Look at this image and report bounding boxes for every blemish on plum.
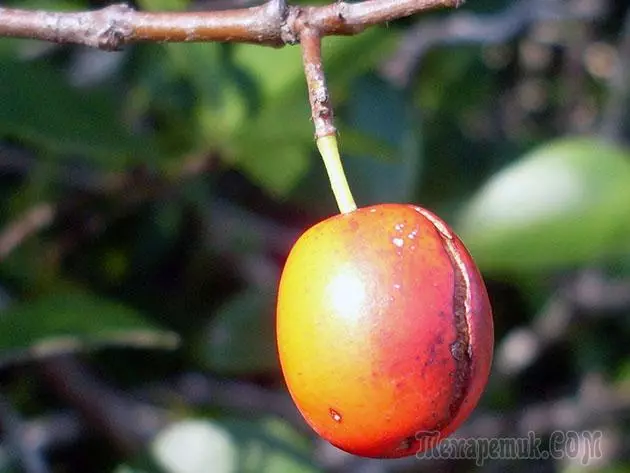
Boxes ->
[394,379,405,390]
[396,436,414,451]
[450,340,465,361]
[329,408,343,423]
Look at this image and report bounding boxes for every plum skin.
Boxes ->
[276,203,494,458]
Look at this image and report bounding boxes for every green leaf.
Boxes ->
[456,138,630,272]
[341,73,423,205]
[0,290,179,366]
[230,29,396,198]
[165,43,249,145]
[0,56,159,169]
[4,0,87,10]
[136,0,189,10]
[202,290,278,374]
[335,125,397,162]
[228,44,313,197]
[231,142,311,197]
[222,417,319,473]
[289,73,421,214]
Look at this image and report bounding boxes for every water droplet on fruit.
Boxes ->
[394,223,404,232]
[393,283,401,290]
[392,238,404,248]
[329,408,343,423]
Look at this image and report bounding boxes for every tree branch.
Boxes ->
[0,1,287,50]
[0,204,56,263]
[381,0,602,86]
[300,29,336,138]
[0,0,462,51]
[599,5,630,142]
[38,356,167,455]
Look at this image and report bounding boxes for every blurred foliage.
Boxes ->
[120,417,319,473]
[458,138,630,272]
[203,288,278,374]
[0,288,177,364]
[1,0,630,472]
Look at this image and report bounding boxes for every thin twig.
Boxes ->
[2,364,625,473]
[495,270,630,378]
[0,0,461,51]
[300,28,336,138]
[0,146,302,276]
[153,372,309,432]
[0,204,56,262]
[38,356,168,455]
[22,370,630,469]
[599,6,630,142]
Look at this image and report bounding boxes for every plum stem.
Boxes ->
[301,29,357,214]
[317,135,357,214]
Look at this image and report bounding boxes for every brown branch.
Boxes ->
[495,269,630,379]
[38,356,167,455]
[300,29,336,138]
[0,204,56,262]
[0,0,462,51]
[0,2,287,50]
[301,0,462,37]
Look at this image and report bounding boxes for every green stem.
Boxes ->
[317,135,357,214]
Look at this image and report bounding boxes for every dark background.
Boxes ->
[0,0,629,472]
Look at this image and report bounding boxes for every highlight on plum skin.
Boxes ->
[276,203,494,459]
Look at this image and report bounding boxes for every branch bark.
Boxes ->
[300,29,336,138]
[38,356,167,455]
[0,204,56,263]
[0,0,462,50]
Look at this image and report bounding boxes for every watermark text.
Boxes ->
[415,430,603,466]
